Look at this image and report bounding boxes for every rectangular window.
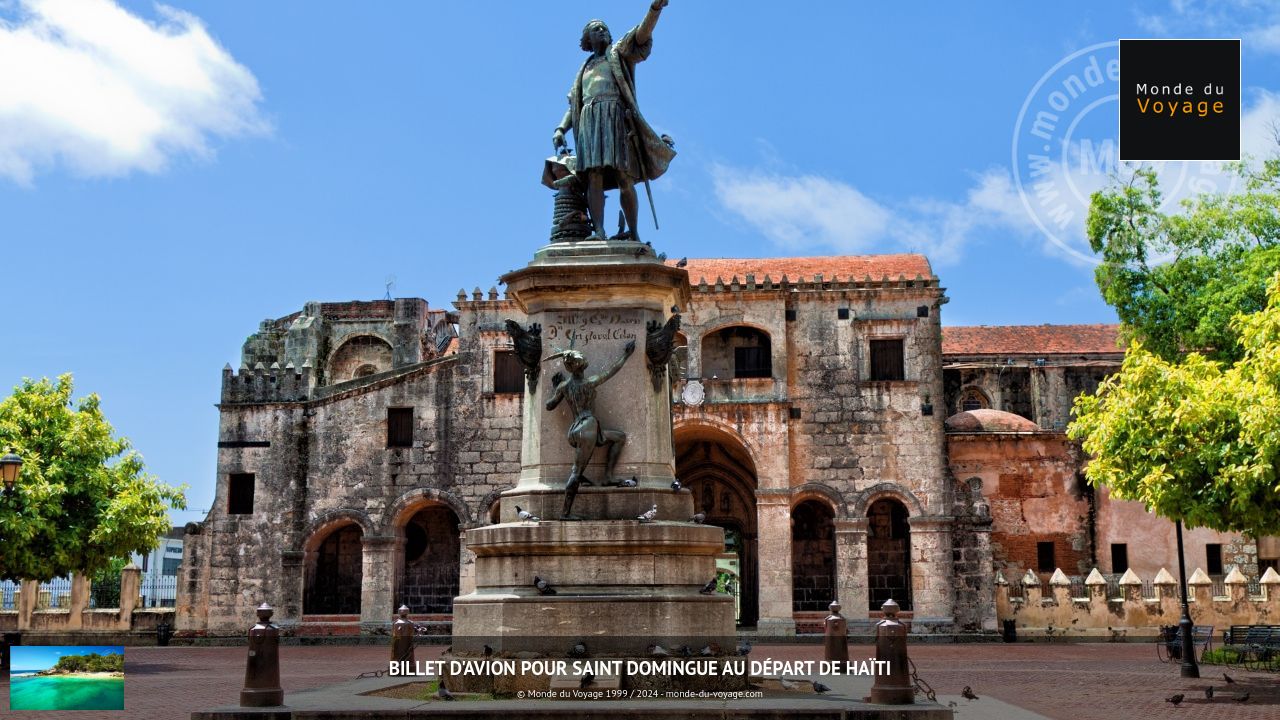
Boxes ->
[141,554,149,572]
[1037,541,1056,573]
[869,339,905,381]
[1260,559,1278,574]
[733,347,771,378]
[1206,544,1223,575]
[162,558,181,576]
[1110,543,1129,574]
[228,473,254,515]
[493,350,524,394]
[387,407,414,448]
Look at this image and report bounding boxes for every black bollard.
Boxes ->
[391,605,415,663]
[823,600,849,663]
[240,603,284,707]
[157,621,172,647]
[868,598,913,705]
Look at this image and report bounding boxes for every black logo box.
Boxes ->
[1119,39,1240,161]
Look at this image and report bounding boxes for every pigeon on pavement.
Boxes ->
[1234,692,1250,703]
[1166,693,1184,706]
[437,685,455,701]
[962,686,979,701]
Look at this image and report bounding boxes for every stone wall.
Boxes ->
[0,568,173,644]
[998,566,1280,639]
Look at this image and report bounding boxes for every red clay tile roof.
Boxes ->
[668,254,933,284]
[944,409,1042,433]
[943,324,1123,357]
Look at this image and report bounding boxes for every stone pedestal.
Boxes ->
[447,241,735,690]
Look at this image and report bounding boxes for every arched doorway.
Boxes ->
[396,505,461,613]
[867,498,912,611]
[304,522,363,615]
[791,500,836,611]
[675,423,758,627]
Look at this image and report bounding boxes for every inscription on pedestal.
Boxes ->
[545,310,642,348]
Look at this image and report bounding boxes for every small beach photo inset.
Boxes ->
[9,645,125,711]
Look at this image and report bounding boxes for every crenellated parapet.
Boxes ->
[997,565,1280,639]
[221,361,314,404]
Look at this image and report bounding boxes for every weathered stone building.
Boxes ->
[176,254,1272,638]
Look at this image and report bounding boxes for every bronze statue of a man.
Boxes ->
[545,340,636,519]
[552,0,676,242]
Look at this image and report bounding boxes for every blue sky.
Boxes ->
[0,1,1277,523]
[9,645,123,673]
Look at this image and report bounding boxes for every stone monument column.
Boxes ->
[834,517,870,621]
[359,535,397,631]
[755,489,796,636]
[907,515,956,631]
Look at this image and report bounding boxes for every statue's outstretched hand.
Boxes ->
[624,339,637,356]
[653,0,669,8]
[553,129,567,152]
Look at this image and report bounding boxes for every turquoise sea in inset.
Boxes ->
[9,674,125,710]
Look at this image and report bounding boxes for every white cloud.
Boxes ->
[0,0,267,184]
[711,165,1033,265]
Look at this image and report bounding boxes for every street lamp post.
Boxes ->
[1174,518,1199,678]
[0,451,21,493]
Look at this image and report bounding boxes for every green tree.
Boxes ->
[0,374,186,581]
[1068,274,1280,534]
[1086,161,1280,363]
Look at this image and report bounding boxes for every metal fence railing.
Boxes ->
[36,577,73,609]
[140,574,178,608]
[792,574,836,612]
[1,581,16,610]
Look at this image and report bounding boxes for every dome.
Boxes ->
[944,409,1041,433]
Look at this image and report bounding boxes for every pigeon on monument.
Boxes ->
[671,479,682,492]
[813,681,832,694]
[483,644,493,657]
[680,645,692,658]
[437,685,455,701]
[649,644,671,657]
[690,512,705,524]
[580,672,595,688]
[779,678,798,691]
[699,645,714,656]
[736,640,752,656]
[516,505,540,522]
[699,579,717,595]
[638,504,658,523]
[569,642,587,658]
[675,257,688,268]
[621,477,638,488]
[1234,692,1250,703]
[962,686,979,701]
[671,305,680,313]
[534,576,557,595]
[1165,693,1184,706]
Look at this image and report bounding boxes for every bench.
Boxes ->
[1223,625,1280,670]
[1156,624,1214,663]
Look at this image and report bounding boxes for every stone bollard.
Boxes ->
[823,600,848,663]
[868,599,913,705]
[391,605,415,663]
[240,603,284,707]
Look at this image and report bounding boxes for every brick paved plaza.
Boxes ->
[3,642,1276,719]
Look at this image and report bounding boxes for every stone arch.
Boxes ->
[477,489,505,526]
[302,512,369,615]
[674,419,758,626]
[699,324,773,380]
[302,508,375,549]
[849,482,926,519]
[390,492,463,615]
[791,483,847,517]
[959,386,991,412]
[327,334,394,383]
[387,487,472,530]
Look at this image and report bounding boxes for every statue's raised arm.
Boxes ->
[636,0,668,47]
